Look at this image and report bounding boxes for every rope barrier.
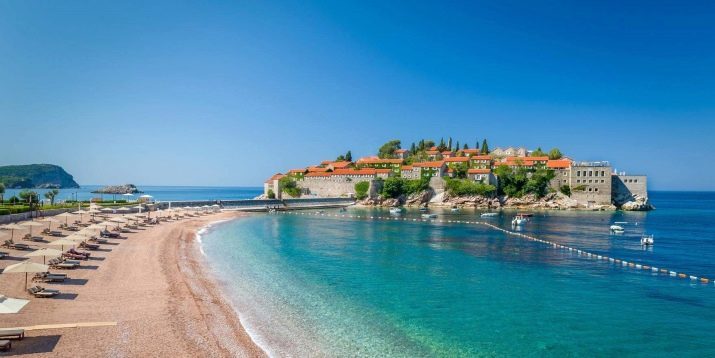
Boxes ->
[276,210,714,287]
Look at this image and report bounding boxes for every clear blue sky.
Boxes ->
[1,1,713,190]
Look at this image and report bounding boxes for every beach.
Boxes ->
[0,211,264,357]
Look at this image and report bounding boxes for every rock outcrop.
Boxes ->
[618,194,655,211]
[92,184,143,194]
[0,164,80,189]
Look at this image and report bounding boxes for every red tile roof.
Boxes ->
[462,149,480,154]
[547,159,571,169]
[468,169,491,174]
[288,169,306,174]
[375,169,391,174]
[264,173,284,183]
[429,146,438,151]
[395,149,408,153]
[307,166,329,172]
[469,155,492,160]
[401,165,413,170]
[441,150,453,155]
[444,157,469,162]
[413,161,445,168]
[426,150,440,155]
[330,161,352,168]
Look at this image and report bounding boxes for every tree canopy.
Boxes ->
[378,140,402,159]
[548,148,563,160]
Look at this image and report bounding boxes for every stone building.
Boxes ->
[612,174,648,204]
[491,147,527,158]
[569,162,612,206]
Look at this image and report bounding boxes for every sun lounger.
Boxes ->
[0,251,7,259]
[28,286,60,298]
[100,230,119,238]
[0,328,24,340]
[49,258,78,269]
[88,237,108,244]
[68,248,90,258]
[42,228,62,236]
[63,252,86,260]
[3,240,31,250]
[79,242,99,250]
[33,272,68,282]
[22,234,43,242]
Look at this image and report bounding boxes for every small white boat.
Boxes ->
[389,207,403,214]
[481,213,498,218]
[419,207,429,212]
[512,215,528,226]
[450,207,460,212]
[421,213,437,219]
[610,225,625,232]
[614,221,628,224]
[641,234,654,245]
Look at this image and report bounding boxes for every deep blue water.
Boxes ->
[3,185,263,202]
[201,192,715,357]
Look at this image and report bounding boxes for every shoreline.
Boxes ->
[0,211,265,357]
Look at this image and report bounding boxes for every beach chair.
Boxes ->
[49,258,78,270]
[88,237,108,244]
[0,340,10,351]
[79,242,99,250]
[0,328,24,340]
[100,230,119,238]
[22,234,43,242]
[33,272,68,282]
[68,248,91,258]
[4,240,31,250]
[27,286,60,298]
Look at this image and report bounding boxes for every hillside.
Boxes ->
[0,164,80,189]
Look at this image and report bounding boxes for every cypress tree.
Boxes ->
[463,143,469,150]
[481,139,489,154]
[345,150,352,162]
[448,137,453,151]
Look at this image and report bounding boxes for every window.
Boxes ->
[634,179,638,183]
[589,171,593,176]
[588,188,592,192]
[601,180,605,183]
[601,171,605,176]
[577,171,581,177]
[595,188,599,192]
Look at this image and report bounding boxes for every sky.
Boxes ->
[1,1,714,190]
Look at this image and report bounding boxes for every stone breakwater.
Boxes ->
[359,191,654,211]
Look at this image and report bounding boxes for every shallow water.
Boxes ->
[201,192,715,357]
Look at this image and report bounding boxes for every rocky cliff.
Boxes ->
[0,164,80,189]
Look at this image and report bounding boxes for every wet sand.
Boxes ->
[0,211,265,357]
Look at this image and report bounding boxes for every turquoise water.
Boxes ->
[201,192,715,357]
[3,185,262,202]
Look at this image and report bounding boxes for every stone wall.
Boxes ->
[569,164,612,206]
[612,175,648,205]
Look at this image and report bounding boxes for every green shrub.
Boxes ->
[560,185,571,196]
[445,178,496,196]
[572,184,587,192]
[494,165,555,198]
[279,176,301,198]
[354,181,370,200]
[267,189,276,199]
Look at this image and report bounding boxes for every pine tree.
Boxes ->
[475,139,479,150]
[345,150,352,162]
[447,137,453,151]
[438,138,446,151]
[481,139,489,154]
[454,141,460,152]
[410,142,416,153]
[463,143,469,150]
[418,139,425,151]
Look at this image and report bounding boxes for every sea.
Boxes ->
[198,191,715,357]
[2,185,263,203]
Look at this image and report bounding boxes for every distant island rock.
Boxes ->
[91,184,143,195]
[0,164,80,189]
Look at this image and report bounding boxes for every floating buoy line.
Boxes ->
[277,210,713,287]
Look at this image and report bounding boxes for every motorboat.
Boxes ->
[421,213,437,219]
[512,215,528,226]
[480,212,498,218]
[389,207,404,215]
[610,225,625,233]
[641,234,654,245]
[419,207,429,212]
[450,207,460,212]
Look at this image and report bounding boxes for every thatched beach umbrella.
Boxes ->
[56,212,76,225]
[24,248,63,264]
[47,238,77,251]
[20,221,44,236]
[1,224,26,240]
[2,261,49,288]
[39,217,61,230]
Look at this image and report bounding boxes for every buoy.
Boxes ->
[700,278,710,284]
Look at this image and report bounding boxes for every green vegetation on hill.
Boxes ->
[0,164,79,189]
[494,165,555,198]
[354,181,370,200]
[279,176,301,198]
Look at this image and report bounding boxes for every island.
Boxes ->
[0,164,80,189]
[91,184,143,194]
[263,138,654,211]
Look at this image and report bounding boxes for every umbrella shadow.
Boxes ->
[91,248,112,253]
[87,256,106,261]
[0,256,27,262]
[76,265,99,270]
[53,278,88,286]
[0,334,61,355]
[52,293,79,300]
